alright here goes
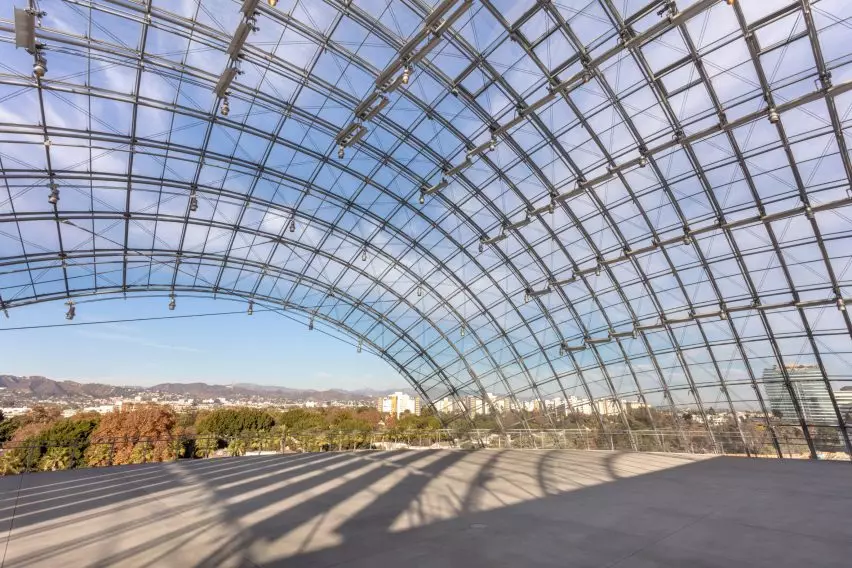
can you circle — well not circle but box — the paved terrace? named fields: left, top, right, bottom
left=0, top=450, right=849, bottom=567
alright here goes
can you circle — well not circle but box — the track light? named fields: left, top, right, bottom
left=361, top=248, right=367, bottom=262
left=337, top=145, right=345, bottom=159
left=65, top=301, right=75, bottom=321
left=48, top=184, right=59, bottom=205
left=401, top=65, right=411, bottom=85
left=168, top=295, right=176, bottom=311
left=838, top=297, right=846, bottom=312
left=419, top=192, right=425, bottom=205
left=189, top=192, right=198, bottom=212
left=33, top=54, right=47, bottom=79
left=247, top=300, right=254, bottom=315
left=289, top=218, right=296, bottom=232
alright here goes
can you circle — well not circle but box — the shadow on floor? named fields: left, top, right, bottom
left=1, top=449, right=850, bottom=568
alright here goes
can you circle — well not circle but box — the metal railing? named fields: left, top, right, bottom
left=1, top=426, right=848, bottom=476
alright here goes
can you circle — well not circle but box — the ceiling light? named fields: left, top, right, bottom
left=361, top=248, right=367, bottom=262
left=401, top=65, right=411, bottom=85
left=220, top=97, right=230, bottom=117
left=804, top=204, right=814, bottom=219
left=719, top=303, right=728, bottom=320
left=247, top=300, right=254, bottom=315
left=838, top=297, right=846, bottom=312
left=417, top=285, right=423, bottom=297
left=337, top=145, right=345, bottom=159
left=639, top=155, right=648, bottom=167
left=189, top=192, right=198, bottom=212
left=168, top=295, right=176, bottom=311
left=357, top=339, right=362, bottom=353
left=289, top=218, right=296, bottom=232
left=488, top=137, right=496, bottom=152
left=559, top=343, right=565, bottom=357
left=460, top=324, right=466, bottom=337
left=33, top=54, right=47, bottom=79
left=308, top=317, right=314, bottom=331
left=48, top=183, right=59, bottom=205
left=268, top=0, right=278, bottom=6
left=419, top=192, right=425, bottom=205
left=768, top=108, right=779, bottom=124
left=595, top=263, right=602, bottom=276
left=65, top=300, right=75, bottom=321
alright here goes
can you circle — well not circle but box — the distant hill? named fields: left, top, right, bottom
left=0, top=375, right=395, bottom=402
left=0, top=375, right=136, bottom=398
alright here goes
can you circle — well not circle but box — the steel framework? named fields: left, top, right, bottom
left=2, top=0, right=852, bottom=459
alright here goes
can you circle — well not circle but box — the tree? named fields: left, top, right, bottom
left=40, top=447, right=73, bottom=471
left=196, top=408, right=274, bottom=437
left=85, top=404, right=179, bottom=466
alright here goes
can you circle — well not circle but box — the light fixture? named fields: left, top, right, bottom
left=220, top=96, right=230, bottom=117
left=189, top=192, right=198, bottom=212
left=401, top=65, right=411, bottom=85
left=478, top=242, right=484, bottom=253
left=65, top=300, right=75, bottom=321
left=559, top=344, right=565, bottom=357
left=417, top=285, right=423, bottom=297
left=308, top=317, right=314, bottom=331
left=768, top=108, right=779, bottom=124
left=488, top=137, right=496, bottom=152
left=268, top=0, right=278, bottom=6
left=450, top=85, right=459, bottom=96
left=460, top=324, right=466, bottom=337
left=48, top=183, right=59, bottom=205
left=337, top=145, right=345, bottom=159
left=683, top=233, right=693, bottom=246
left=247, top=300, right=254, bottom=315
left=419, top=192, right=425, bottom=205
left=361, top=248, right=367, bottom=262
left=632, top=327, right=639, bottom=339
left=357, top=339, right=362, bottom=353
left=289, top=218, right=296, bottom=232
left=524, top=289, right=531, bottom=303
left=595, top=263, right=602, bottom=276
left=838, top=297, right=846, bottom=312
left=804, top=204, right=814, bottom=219
left=639, top=155, right=648, bottom=167
left=168, top=295, right=176, bottom=311
left=719, top=303, right=728, bottom=320
left=33, top=54, right=47, bottom=78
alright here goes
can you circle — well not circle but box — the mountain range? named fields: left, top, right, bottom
left=0, top=375, right=412, bottom=402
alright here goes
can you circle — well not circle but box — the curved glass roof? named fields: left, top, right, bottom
left=2, top=0, right=852, bottom=457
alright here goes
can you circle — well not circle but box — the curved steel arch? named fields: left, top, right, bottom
left=2, top=0, right=852, bottom=458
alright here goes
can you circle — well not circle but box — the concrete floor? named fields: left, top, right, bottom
left=0, top=450, right=849, bottom=568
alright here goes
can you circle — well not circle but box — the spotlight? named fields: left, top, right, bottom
left=337, top=145, right=345, bottom=159
left=419, top=192, right=425, bottom=205
left=838, top=297, right=846, bottom=312
left=247, top=300, right=254, bottom=316
left=268, top=0, right=278, bottom=6
left=719, top=303, right=728, bottom=320
left=478, top=242, right=484, bottom=253
left=804, top=205, right=814, bottom=219
left=357, top=339, right=362, bottom=354
left=488, top=137, right=496, bottom=152
left=524, top=289, right=531, bottom=303
left=460, top=324, right=466, bottom=338
left=308, top=317, right=314, bottom=331
left=417, top=286, right=423, bottom=297
left=361, top=248, right=367, bottom=262
left=683, top=234, right=693, bottom=246
left=632, top=328, right=639, bottom=339
left=65, top=300, right=75, bottom=321
left=595, top=263, right=602, bottom=276
left=639, top=155, right=648, bottom=167
left=48, top=184, right=59, bottom=205
left=33, top=54, right=47, bottom=79
left=401, top=65, right=411, bottom=85
left=220, top=97, right=230, bottom=117
left=559, top=344, right=565, bottom=357
left=189, top=192, right=198, bottom=212
left=168, top=295, right=176, bottom=311
left=450, top=86, right=459, bottom=96
left=289, top=218, right=296, bottom=232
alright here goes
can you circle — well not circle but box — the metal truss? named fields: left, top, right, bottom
left=2, top=0, right=852, bottom=459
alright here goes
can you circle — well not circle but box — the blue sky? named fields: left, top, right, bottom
left=0, top=296, right=407, bottom=390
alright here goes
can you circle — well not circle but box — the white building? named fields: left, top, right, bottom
left=763, top=365, right=850, bottom=425
left=377, top=392, right=421, bottom=417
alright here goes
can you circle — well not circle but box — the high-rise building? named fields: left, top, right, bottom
left=377, top=391, right=421, bottom=417
left=763, top=365, right=844, bottom=425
